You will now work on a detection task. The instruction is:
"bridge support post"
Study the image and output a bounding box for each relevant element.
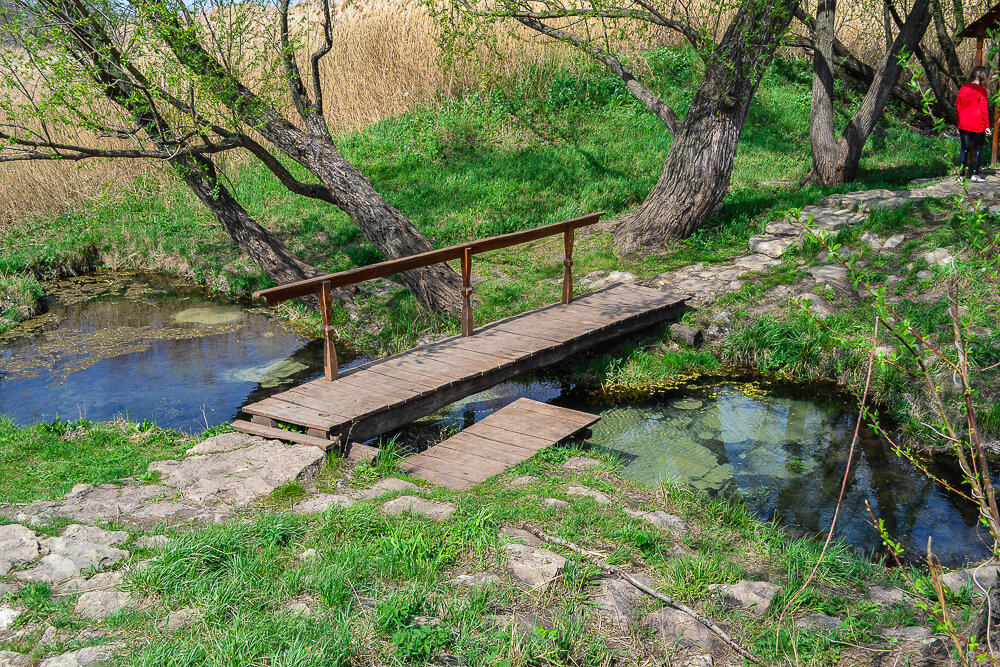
[461,246,474,336]
[562,228,574,304]
[319,281,339,381]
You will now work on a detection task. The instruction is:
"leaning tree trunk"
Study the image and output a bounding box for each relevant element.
[808,0,841,185]
[611,0,797,250]
[612,87,749,250]
[177,154,322,286]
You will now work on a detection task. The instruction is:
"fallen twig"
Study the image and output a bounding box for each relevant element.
[520,523,765,665]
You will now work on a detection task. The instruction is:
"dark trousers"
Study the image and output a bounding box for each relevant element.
[958,129,986,177]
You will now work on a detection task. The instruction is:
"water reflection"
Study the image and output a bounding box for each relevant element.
[429,379,992,566]
[0,271,325,432]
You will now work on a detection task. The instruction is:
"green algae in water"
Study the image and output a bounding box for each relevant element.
[173,307,244,326]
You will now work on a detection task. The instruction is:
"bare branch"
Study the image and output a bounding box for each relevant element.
[0,135,241,161]
[237,134,336,204]
[309,0,334,119]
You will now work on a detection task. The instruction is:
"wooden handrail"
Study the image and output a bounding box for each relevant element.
[254,211,603,380]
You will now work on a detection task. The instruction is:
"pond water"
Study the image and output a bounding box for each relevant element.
[427,377,993,567]
[0,271,328,432]
[0,272,991,566]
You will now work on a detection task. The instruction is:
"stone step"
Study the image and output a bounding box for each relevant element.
[231,420,339,452]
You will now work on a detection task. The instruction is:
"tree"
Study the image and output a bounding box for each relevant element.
[438,0,798,249]
[805,0,932,185]
[0,0,462,312]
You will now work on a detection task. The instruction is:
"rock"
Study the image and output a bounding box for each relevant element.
[915,269,934,281]
[883,626,934,640]
[39,537,129,571]
[186,431,261,455]
[157,607,201,631]
[492,608,558,634]
[764,221,804,237]
[292,494,355,514]
[504,543,565,588]
[644,606,721,652]
[807,265,848,283]
[580,270,638,290]
[941,564,999,595]
[591,577,649,631]
[133,535,171,550]
[74,591,132,620]
[671,543,696,558]
[14,554,80,584]
[0,608,21,632]
[0,525,39,575]
[795,613,841,630]
[286,602,312,617]
[923,248,954,266]
[709,580,782,616]
[500,526,543,547]
[150,440,326,507]
[38,646,114,666]
[0,583,20,597]
[669,324,704,347]
[882,234,906,251]
[345,442,379,466]
[541,498,570,510]
[381,496,455,521]
[678,655,714,667]
[633,511,689,536]
[672,398,703,410]
[53,571,123,595]
[510,476,536,486]
[861,231,884,252]
[566,485,611,505]
[733,254,781,270]
[352,478,418,500]
[297,549,318,561]
[0,652,30,667]
[797,292,834,317]
[562,457,600,471]
[38,625,57,645]
[868,585,907,605]
[15,483,230,529]
[60,524,128,547]
[748,235,797,258]
[447,572,500,588]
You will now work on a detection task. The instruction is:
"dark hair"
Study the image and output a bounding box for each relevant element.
[970,65,989,85]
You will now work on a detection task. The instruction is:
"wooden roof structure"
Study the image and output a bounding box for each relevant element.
[958,3,1000,39]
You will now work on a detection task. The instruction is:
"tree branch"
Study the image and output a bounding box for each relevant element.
[237,134,336,203]
[309,0,334,120]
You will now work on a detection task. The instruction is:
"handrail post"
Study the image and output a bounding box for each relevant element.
[461,246,474,336]
[562,226,574,304]
[318,281,338,381]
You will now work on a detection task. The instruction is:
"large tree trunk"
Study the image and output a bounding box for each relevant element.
[612,1,797,250]
[807,0,930,185]
[177,154,323,286]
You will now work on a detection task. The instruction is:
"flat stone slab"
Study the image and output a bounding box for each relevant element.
[807,265,848,283]
[133,535,171,550]
[505,543,565,588]
[40,536,129,571]
[764,221,805,237]
[150,440,325,507]
[645,607,721,652]
[510,476,536,486]
[74,591,132,620]
[500,526,543,547]
[941,564,999,595]
[381,496,455,521]
[748,235,797,258]
[541,498,570,510]
[352,478,418,500]
[15,554,82,584]
[186,432,262,455]
[567,485,612,505]
[447,572,501,588]
[562,457,600,471]
[0,607,20,631]
[795,613,841,630]
[292,494,355,514]
[0,524,39,575]
[0,651,30,666]
[60,524,127,547]
[157,607,202,631]
[629,510,688,535]
[14,484,229,529]
[53,571,123,596]
[868,585,907,605]
[591,576,654,632]
[38,646,114,667]
[709,580,782,616]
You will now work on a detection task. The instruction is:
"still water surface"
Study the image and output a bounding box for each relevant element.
[0,272,990,565]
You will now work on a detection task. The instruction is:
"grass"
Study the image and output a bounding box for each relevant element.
[0,433,947,666]
[0,47,947,347]
[0,417,192,504]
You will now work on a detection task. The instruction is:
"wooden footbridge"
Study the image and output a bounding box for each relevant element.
[232,212,685,475]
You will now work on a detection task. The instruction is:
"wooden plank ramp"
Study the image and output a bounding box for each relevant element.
[236,283,684,444]
[399,398,599,489]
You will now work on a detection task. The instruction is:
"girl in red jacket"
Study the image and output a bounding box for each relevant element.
[956,65,992,182]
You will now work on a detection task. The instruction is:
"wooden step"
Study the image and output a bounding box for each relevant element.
[231,420,340,452]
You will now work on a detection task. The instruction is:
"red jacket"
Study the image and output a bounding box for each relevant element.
[957,82,990,133]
